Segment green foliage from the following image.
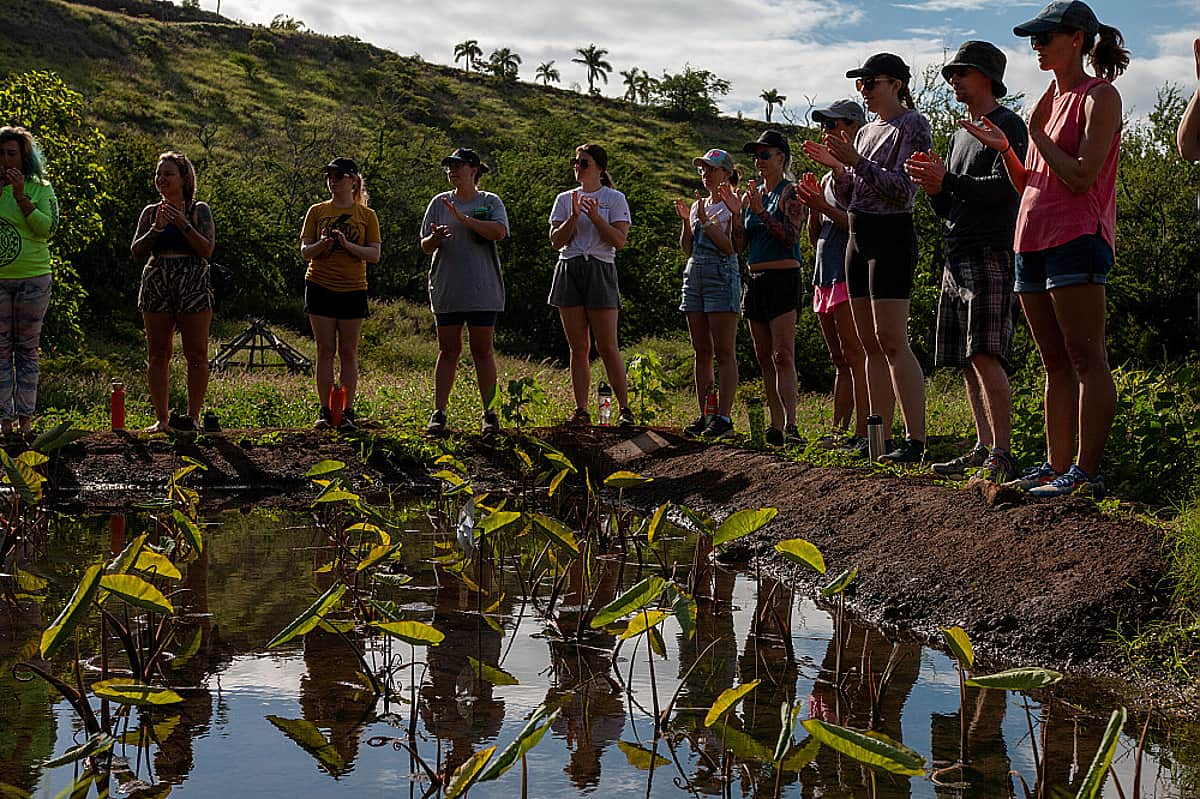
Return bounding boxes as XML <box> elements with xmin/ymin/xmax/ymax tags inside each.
<box><xmin>228</xmin><ymin>52</ymin><xmax>259</xmax><ymax>79</ymax></box>
<box><xmin>626</xmin><ymin>350</ymin><xmax>669</xmax><ymax>423</ymax></box>
<box><xmin>499</xmin><ymin>375</ymin><xmax>548</xmax><ymax>428</ymax></box>
<box><xmin>654</xmin><ymin>66</ymin><xmax>730</xmax><ymax>120</ymax></box>
<box><xmin>135</xmin><ymin>34</ymin><xmax>168</xmax><ymax>63</ymax></box>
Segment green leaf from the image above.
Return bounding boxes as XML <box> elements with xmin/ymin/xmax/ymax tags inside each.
<box><xmin>720</xmin><ymin>727</ymin><xmax>774</xmax><ymax>763</ymax></box>
<box><xmin>705</xmin><ymin>680</ymin><xmax>761</xmax><ymax>727</ymax></box>
<box><xmin>774</xmin><ymin>538</ymin><xmax>826</xmax><ymax>573</ymax></box>
<box><xmin>346</xmin><ymin>522</ymin><xmax>390</xmax><ymax>545</ymax></box>
<box><xmin>821</xmin><ymin>567</ymin><xmax>858</xmax><ymax>597</ymax></box>
<box><xmin>41</xmin><ymin>564</ymin><xmax>103</xmax><ymax>658</ymax></box>
<box><xmin>265</xmin><ymin>583</ymin><xmax>347</xmax><ymax>649</ymax></box>
<box><xmin>172</xmin><ymin>509</ymin><xmax>204</xmax><ymax>554</ymax></box>
<box><xmin>619</xmin><ymin>609</ymin><xmax>669</xmax><ymax>640</ymax></box>
<box><xmin>779</xmin><ymin>735</ymin><xmax>820</xmax><ymax>772</ymax></box>
<box><xmin>40</xmin><ymin>732</ymin><xmax>115</xmax><ymax>768</ymax></box>
<box><xmin>107</xmin><ymin>533</ymin><xmax>148</xmax><ymax>575</ymax></box>
<box><xmin>713</xmin><ymin>508</ymin><xmax>778</xmax><ymax>547</ymax></box>
<box><xmin>14</xmin><ymin>569</ymin><xmax>48</xmax><ymax>593</ymax></box>
<box><xmin>590</xmin><ymin>576</ymin><xmax>666</xmax><ymax>628</ymax></box>
<box><xmin>356</xmin><ymin>543</ymin><xmax>401</xmax><ymax>572</ymax></box>
<box><xmin>478</xmin><ymin>510</ymin><xmax>522</xmax><ymax>537</ymax></box>
<box><xmin>646</xmin><ymin>502</ymin><xmax>670</xmax><ymax>544</ymax></box>
<box><xmin>941</xmin><ymin>626</ymin><xmax>974</xmax><ymax>670</ymax></box>
<box><xmin>371</xmin><ymin>620</ymin><xmax>445</xmax><ymax>646</ymax></box>
<box><xmin>133</xmin><ymin>549</ymin><xmax>182</xmax><ymax>581</ymax></box>
<box><xmin>479</xmin><ymin>706</ymin><xmax>559</xmax><ymax>782</ymax></box>
<box><xmin>801</xmin><ymin>719</ymin><xmax>926</xmax><ymax>776</ymax></box>
<box><xmin>603</xmin><ymin>470</ymin><xmax>653</xmax><ymax>489</ymax></box>
<box><xmin>305</xmin><ymin>459</ymin><xmax>346</xmax><ymax>477</ymax></box>
<box><xmin>31</xmin><ymin>422</ymin><xmax>89</xmax><ymax>453</ymax></box>
<box><xmin>313</xmin><ymin>487</ymin><xmax>361</xmax><ymax>504</ymax></box>
<box><xmin>443</xmin><ymin>745</ymin><xmax>496</xmax><ymax>799</ymax></box>
<box><xmin>618</xmin><ymin>740</ymin><xmax>669</xmax><ymax>770</ymax></box>
<box><xmin>0</xmin><ymin>449</ymin><xmax>38</xmax><ymax>503</ymax></box>
<box><xmin>100</xmin><ymin>575</ymin><xmax>175</xmax><ymax>614</ymax></box>
<box><xmin>677</xmin><ymin>504</ymin><xmax>714</xmax><ymax>535</ymax></box>
<box><xmin>467</xmin><ymin>657</ymin><xmax>519</xmax><ymax>686</ymax></box>
<box><xmin>529</xmin><ymin>512</ymin><xmax>579</xmax><ymax>554</ymax></box>
<box><xmin>548</xmin><ymin>467</ymin><xmax>570</xmax><ymax>497</ymax></box>
<box><xmin>966</xmin><ymin>667</ymin><xmax>1063</xmax><ymax>691</ymax></box>
<box><xmin>543</xmin><ymin>450</ymin><xmax>577</xmax><ymax>473</ymax></box>
<box><xmin>668</xmin><ymin>585</ymin><xmax>697</xmax><ymax>640</ymax></box>
<box><xmin>91</xmin><ymin>679</ymin><xmax>184</xmax><ymax>706</ymax></box>
<box><xmin>1074</xmin><ymin>708</ymin><xmax>1126</xmax><ymax>799</ymax></box>
<box><xmin>266</xmin><ymin>715</ymin><xmax>346</xmax><ymax>776</ymax></box>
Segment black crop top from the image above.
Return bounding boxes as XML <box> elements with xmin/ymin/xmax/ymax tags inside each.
<box><xmin>152</xmin><ymin>205</ymin><xmax>197</xmax><ymax>254</ymax></box>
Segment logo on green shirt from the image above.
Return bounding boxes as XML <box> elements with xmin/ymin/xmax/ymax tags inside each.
<box><xmin>0</xmin><ymin>218</ymin><xmax>21</xmax><ymax>268</ymax></box>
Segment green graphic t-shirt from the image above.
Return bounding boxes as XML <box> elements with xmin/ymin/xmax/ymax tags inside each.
<box><xmin>0</xmin><ymin>179</ymin><xmax>57</xmax><ymax>279</ymax></box>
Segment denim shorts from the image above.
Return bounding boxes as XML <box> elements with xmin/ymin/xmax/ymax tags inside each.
<box><xmin>547</xmin><ymin>256</ymin><xmax>620</xmax><ymax>309</ymax></box>
<box><xmin>680</xmin><ymin>252</ymin><xmax>741</xmax><ymax>313</ymax></box>
<box><xmin>1015</xmin><ymin>233</ymin><xmax>1113</xmax><ymax>293</ymax></box>
<box><xmin>434</xmin><ymin>310</ymin><xmax>498</xmax><ymax>327</ymax></box>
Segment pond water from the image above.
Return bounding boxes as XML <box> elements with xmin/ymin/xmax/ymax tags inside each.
<box><xmin>0</xmin><ymin>505</ymin><xmax>1194</xmax><ymax>798</ymax></box>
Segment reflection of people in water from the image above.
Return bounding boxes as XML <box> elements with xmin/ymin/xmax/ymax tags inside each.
<box><xmin>929</xmin><ymin>685</ymin><xmax>1011</xmax><ymax>797</ymax></box>
<box><xmin>421</xmin><ymin>561</ymin><xmax>505</xmax><ymax>776</ymax></box>
<box><xmin>1038</xmin><ymin>702</ymin><xmax>1107</xmax><ymax>796</ymax></box>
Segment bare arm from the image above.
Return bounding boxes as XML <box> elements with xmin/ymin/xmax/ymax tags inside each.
<box><xmin>130</xmin><ymin>204</ymin><xmax>159</xmax><ymax>260</ymax></box>
<box><xmin>1180</xmin><ymin>88</ymin><xmax>1200</xmax><ymax>160</ymax></box>
<box><xmin>300</xmin><ymin>233</ymin><xmax>334</xmax><ymax>261</ymax></box>
<box><xmin>593</xmin><ymin>218</ymin><xmax>629</xmax><ymax>250</ymax></box>
<box><xmin>186</xmin><ymin>202</ymin><xmax>216</xmax><ymax>259</ymax></box>
<box><xmin>1033</xmin><ymin>82</ymin><xmax>1121</xmax><ymax>194</ymax></box>
<box><xmin>549</xmin><ymin>216</ymin><xmax>578</xmax><ymax>250</ymax></box>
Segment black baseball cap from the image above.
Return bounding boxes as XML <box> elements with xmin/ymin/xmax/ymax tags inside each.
<box><xmin>942</xmin><ymin>40</ymin><xmax>1009</xmax><ymax>99</ymax></box>
<box><xmin>742</xmin><ymin>129</ymin><xmax>790</xmax><ymax>159</ymax></box>
<box><xmin>323</xmin><ymin>156</ymin><xmax>359</xmax><ymax>175</ymax></box>
<box><xmin>441</xmin><ymin>147</ymin><xmax>490</xmax><ymax>175</ymax></box>
<box><xmin>1013</xmin><ymin>1</ymin><xmax>1100</xmax><ymax>37</ymax></box>
<box><xmin>846</xmin><ymin>53</ymin><xmax>912</xmax><ymax>83</ymax></box>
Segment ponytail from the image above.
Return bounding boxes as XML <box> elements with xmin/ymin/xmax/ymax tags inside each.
<box><xmin>1084</xmin><ymin>24</ymin><xmax>1130</xmax><ymax>81</ymax></box>
<box><xmin>599</xmin><ymin>169</ymin><xmax>614</xmax><ymax>189</ymax></box>
<box><xmin>898</xmin><ymin>83</ymin><xmax>916</xmax><ymax>109</ymax></box>
<box><xmin>728</xmin><ymin>168</ymin><xmax>741</xmax><ymax>188</ymax></box>
<box><xmin>355</xmin><ymin>175</ymin><xmax>371</xmax><ymax>207</ymax></box>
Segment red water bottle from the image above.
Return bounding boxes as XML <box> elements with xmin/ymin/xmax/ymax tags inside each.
<box><xmin>328</xmin><ymin>384</ymin><xmax>346</xmax><ymax>427</ymax></box>
<box><xmin>703</xmin><ymin>384</ymin><xmax>718</xmax><ymax>418</ymax></box>
<box><xmin>110</xmin><ymin>380</ymin><xmax>125</xmax><ymax>431</ymax></box>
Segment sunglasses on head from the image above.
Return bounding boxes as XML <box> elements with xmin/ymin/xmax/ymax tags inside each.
<box><xmin>752</xmin><ymin>150</ymin><xmax>779</xmax><ymax>161</ymax></box>
<box><xmin>855</xmin><ymin>76</ymin><xmax>895</xmax><ymax>92</ymax></box>
<box><xmin>570</xmin><ymin>157</ymin><xmax>592</xmax><ymax>168</ymax></box>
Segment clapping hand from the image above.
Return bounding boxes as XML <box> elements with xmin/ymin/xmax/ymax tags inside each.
<box><xmin>904</xmin><ymin>150</ymin><xmax>946</xmax><ymax>194</ymax></box>
<box><xmin>801</xmin><ymin>139</ymin><xmax>841</xmax><ymax>170</ymax></box>
<box><xmin>823</xmin><ymin>129</ymin><xmax>860</xmax><ymax>167</ymax></box>
<box><xmin>745</xmin><ymin>180</ymin><xmax>764</xmax><ymax>214</ymax></box>
<box><xmin>715</xmin><ymin>181</ymin><xmax>742</xmax><ymax>213</ymax></box>
<box><xmin>795</xmin><ymin>171</ymin><xmax>824</xmax><ymax>209</ymax></box>
<box><xmin>570</xmin><ymin>190</ymin><xmax>583</xmax><ymax>218</ymax></box>
<box><xmin>2</xmin><ymin>167</ymin><xmax>23</xmax><ymax>196</ymax></box>
<box><xmin>154</xmin><ymin>201</ymin><xmax>183</xmax><ymax>231</ymax></box>
<box><xmin>694</xmin><ymin>191</ymin><xmax>709</xmax><ymax>225</ymax></box>
<box><xmin>957</xmin><ymin>116</ymin><xmax>1011</xmax><ymax>153</ymax></box>
<box><xmin>672</xmin><ymin>197</ymin><xmax>691</xmax><ymax>221</ymax></box>
<box><xmin>439</xmin><ymin>195</ymin><xmax>466</xmax><ymax>222</ymax></box>
<box><xmin>429</xmin><ymin>223</ymin><xmax>452</xmax><ymax>246</ymax></box>
<box><xmin>580</xmin><ymin>194</ymin><xmax>600</xmax><ymax>220</ymax></box>
<box><xmin>1028</xmin><ymin>82</ymin><xmax>1056</xmax><ymax>139</ymax></box>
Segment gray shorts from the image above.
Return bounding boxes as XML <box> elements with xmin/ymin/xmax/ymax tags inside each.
<box><xmin>547</xmin><ymin>256</ymin><xmax>621</xmax><ymax>309</ymax></box>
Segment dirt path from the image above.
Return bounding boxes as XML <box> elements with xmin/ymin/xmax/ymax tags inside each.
<box><xmin>31</xmin><ymin>426</ymin><xmax>1169</xmax><ymax>675</ymax></box>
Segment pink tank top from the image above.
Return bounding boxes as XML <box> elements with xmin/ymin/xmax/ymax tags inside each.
<box><xmin>1014</xmin><ymin>77</ymin><xmax>1119</xmax><ymax>254</ymax></box>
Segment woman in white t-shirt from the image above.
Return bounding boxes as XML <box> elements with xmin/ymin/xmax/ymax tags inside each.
<box><xmin>548</xmin><ymin>143</ymin><xmax>634</xmax><ymax>426</ymax></box>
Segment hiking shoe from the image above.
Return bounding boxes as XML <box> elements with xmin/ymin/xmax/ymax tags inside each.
<box><xmin>784</xmin><ymin>424</ymin><xmax>803</xmax><ymax>446</ymax></box>
<box><xmin>426</xmin><ymin>409</ymin><xmax>448</xmax><ymax>434</ymax></box>
<box><xmin>314</xmin><ymin>407</ymin><xmax>334</xmax><ymax>430</ymax></box>
<box><xmin>931</xmin><ymin>443</ymin><xmax>989</xmax><ymax>478</ymax></box>
<box><xmin>1028</xmin><ymin>465</ymin><xmax>1106</xmax><ymax>499</ymax></box>
<box><xmin>563</xmin><ymin>408</ymin><xmax>591</xmax><ymax>427</ymax></box>
<box><xmin>702</xmin><ymin>415</ymin><xmax>734</xmax><ymax>439</ymax></box>
<box><xmin>617</xmin><ymin>407</ymin><xmax>636</xmax><ymax>427</ymax></box>
<box><xmin>765</xmin><ymin>426</ymin><xmax>785</xmax><ymax>447</ymax></box>
<box><xmin>684</xmin><ymin>415</ymin><xmax>710</xmax><ymax>437</ymax></box>
<box><xmin>879</xmin><ymin>437</ymin><xmax>925</xmax><ymax>465</ymax></box>
<box><xmin>169</xmin><ymin>412</ymin><xmax>196</xmax><ymax>432</ymax></box>
<box><xmin>202</xmin><ymin>410</ymin><xmax>221</xmax><ymax>433</ymax></box>
<box><xmin>481</xmin><ymin>410</ymin><xmax>501</xmax><ymax>434</ymax></box>
<box><xmin>338</xmin><ymin>408</ymin><xmax>358</xmax><ymax>432</ymax></box>
<box><xmin>977</xmin><ymin>448</ymin><xmax>1017</xmax><ymax>483</ymax></box>
<box><xmin>1004</xmin><ymin>461</ymin><xmax>1060</xmax><ymax>491</ymax></box>
<box><xmin>838</xmin><ymin>436</ymin><xmax>869</xmax><ymax>457</ymax></box>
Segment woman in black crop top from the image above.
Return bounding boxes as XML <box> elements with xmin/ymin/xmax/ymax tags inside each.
<box><xmin>130</xmin><ymin>151</ymin><xmax>216</xmax><ymax>433</ymax></box>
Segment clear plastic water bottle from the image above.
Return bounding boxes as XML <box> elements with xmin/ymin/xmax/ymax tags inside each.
<box><xmin>597</xmin><ymin>383</ymin><xmax>613</xmax><ymax>426</ymax></box>
<box><xmin>747</xmin><ymin>397</ymin><xmax>765</xmax><ymax>445</ymax></box>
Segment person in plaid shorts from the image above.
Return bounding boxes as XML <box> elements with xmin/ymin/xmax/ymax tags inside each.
<box><xmin>906</xmin><ymin>41</ymin><xmax>1028</xmax><ymax>482</ymax></box>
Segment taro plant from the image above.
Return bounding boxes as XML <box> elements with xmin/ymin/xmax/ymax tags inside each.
<box><xmin>626</xmin><ymin>350</ymin><xmax>669</xmax><ymax>424</ymax></box>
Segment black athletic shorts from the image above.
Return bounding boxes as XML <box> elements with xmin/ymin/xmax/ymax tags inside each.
<box><xmin>742</xmin><ymin>268</ymin><xmax>801</xmax><ymax>322</ymax></box>
<box><xmin>305</xmin><ymin>280</ymin><xmax>369</xmax><ymax>319</ymax></box>
<box><xmin>846</xmin><ymin>211</ymin><xmax>918</xmax><ymax>300</ymax></box>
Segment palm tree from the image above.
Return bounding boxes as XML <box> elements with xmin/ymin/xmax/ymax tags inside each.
<box><xmin>453</xmin><ymin>39</ymin><xmax>482</xmax><ymax>73</ymax></box>
<box><xmin>635</xmin><ymin>70</ymin><xmax>659</xmax><ymax>105</ymax></box>
<box><xmin>489</xmin><ymin>48</ymin><xmax>522</xmax><ymax>82</ymax></box>
<box><xmin>536</xmin><ymin>60</ymin><xmax>560</xmax><ymax>86</ymax></box>
<box><xmin>620</xmin><ymin>68</ymin><xmax>641</xmax><ymax>102</ymax></box>
<box><xmin>761</xmin><ymin>88</ymin><xmax>786</xmax><ymax>123</ymax></box>
<box><xmin>572</xmin><ymin>44</ymin><xmax>612</xmax><ymax>95</ymax></box>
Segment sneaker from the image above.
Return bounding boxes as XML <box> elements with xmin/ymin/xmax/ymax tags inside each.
<box><xmin>617</xmin><ymin>407</ymin><xmax>636</xmax><ymax>427</ymax></box>
<box><xmin>169</xmin><ymin>412</ymin><xmax>196</xmax><ymax>432</ymax></box>
<box><xmin>977</xmin><ymin>448</ymin><xmax>1017</xmax><ymax>483</ymax></box>
<box><xmin>314</xmin><ymin>407</ymin><xmax>334</xmax><ymax>430</ymax></box>
<box><xmin>701</xmin><ymin>415</ymin><xmax>734</xmax><ymax>439</ymax></box>
<box><xmin>931</xmin><ymin>443</ymin><xmax>989</xmax><ymax>478</ymax></box>
<box><xmin>481</xmin><ymin>410</ymin><xmax>500</xmax><ymax>434</ymax></box>
<box><xmin>338</xmin><ymin>408</ymin><xmax>358</xmax><ymax>432</ymax></box>
<box><xmin>765</xmin><ymin>426</ymin><xmax>785</xmax><ymax>447</ymax></box>
<box><xmin>563</xmin><ymin>408</ymin><xmax>591</xmax><ymax>427</ymax></box>
<box><xmin>838</xmin><ymin>436</ymin><xmax>869</xmax><ymax>457</ymax></box>
<box><xmin>1004</xmin><ymin>461</ymin><xmax>1060</xmax><ymax>491</ymax></box>
<box><xmin>202</xmin><ymin>410</ymin><xmax>221</xmax><ymax>433</ymax></box>
<box><xmin>784</xmin><ymin>424</ymin><xmax>804</xmax><ymax>446</ymax></box>
<box><xmin>1028</xmin><ymin>464</ymin><xmax>1106</xmax><ymax>499</ymax></box>
<box><xmin>426</xmin><ymin>409</ymin><xmax>447</xmax><ymax>434</ymax></box>
<box><xmin>684</xmin><ymin>415</ymin><xmax>710</xmax><ymax>437</ymax></box>
<box><xmin>879</xmin><ymin>437</ymin><xmax>925</xmax><ymax>465</ymax></box>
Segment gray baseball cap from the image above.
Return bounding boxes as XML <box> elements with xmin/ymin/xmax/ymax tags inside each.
<box><xmin>812</xmin><ymin>99</ymin><xmax>867</xmax><ymax>126</ymax></box>
<box><xmin>692</xmin><ymin>148</ymin><xmax>737</xmax><ymax>173</ymax></box>
<box><xmin>1013</xmin><ymin>1</ymin><xmax>1100</xmax><ymax>37</ymax></box>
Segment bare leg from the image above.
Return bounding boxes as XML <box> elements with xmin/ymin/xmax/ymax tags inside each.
<box><xmin>1049</xmin><ymin>284</ymin><xmax>1114</xmax><ymax>475</ymax></box>
<box><xmin>768</xmin><ymin>310</ymin><xmax>798</xmax><ymax>428</ymax></box>
<box><xmin>176</xmin><ymin>310</ymin><xmax>212</xmax><ymax>423</ymax></box>
<box><xmin>335</xmin><ymin>318</ymin><xmax>363</xmax><ymax>407</ymax></box>
<box><xmin>309</xmin><ymin>314</ymin><xmax>338</xmax><ymax>411</ymax></box>
<box><xmin>143</xmin><ymin>311</ymin><xmax>176</xmax><ymax>428</ymax></box>
<box><xmin>557</xmin><ymin>306</ymin><xmax>593</xmax><ymax>411</ymax></box>
<box><xmin>586</xmin><ymin>307</ymin><xmax>629</xmax><ymax>409</ymax></box>
<box><xmin>970</xmin><ymin>353</ymin><xmax>1011</xmax><ymax>451</ymax></box>
<box><xmin>818</xmin><ymin>310</ymin><xmax>852</xmax><ymax>431</ymax></box>
<box><xmin>749</xmin><ymin>318</ymin><xmax>782</xmax><ymax>430</ymax></box>
<box><xmin>708</xmin><ymin>312</ymin><xmax>740</xmax><ymax>418</ymax></box>
<box><xmin>466</xmin><ymin>324</ymin><xmax>498</xmax><ymax>410</ymax></box>
<box><xmin>433</xmin><ymin>324</ymin><xmax>464</xmax><ymax>411</ymax></box>
<box><xmin>962</xmin><ymin>367</ymin><xmax>992</xmax><ymax>449</ymax></box>
<box><xmin>871</xmin><ymin>299</ymin><xmax>925</xmax><ymax>440</ymax></box>
<box><xmin>849</xmin><ymin>297</ymin><xmax>894</xmax><ymax>433</ymax></box>
<box><xmin>1019</xmin><ymin>293</ymin><xmax>1076</xmax><ymax>472</ymax></box>
<box><xmin>833</xmin><ymin>302</ymin><xmax>868</xmax><ymax>437</ymax></box>
<box><xmin>686</xmin><ymin>311</ymin><xmax>714</xmax><ymax>415</ymax></box>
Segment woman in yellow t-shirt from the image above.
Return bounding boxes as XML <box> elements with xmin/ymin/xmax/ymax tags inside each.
<box><xmin>299</xmin><ymin>157</ymin><xmax>381</xmax><ymax>430</ymax></box>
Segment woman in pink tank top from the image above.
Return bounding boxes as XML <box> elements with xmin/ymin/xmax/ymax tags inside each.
<box><xmin>960</xmin><ymin>1</ymin><xmax>1128</xmax><ymax>499</ymax></box>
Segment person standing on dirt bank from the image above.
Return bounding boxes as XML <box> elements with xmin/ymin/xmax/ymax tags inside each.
<box><xmin>131</xmin><ymin>151</ymin><xmax>215</xmax><ymax>434</ymax></box>
<box><xmin>1178</xmin><ymin>38</ymin><xmax>1200</xmax><ymax>163</ymax></box>
<box><xmin>0</xmin><ymin>127</ymin><xmax>56</xmax><ymax>438</ymax></box>
<box><xmin>906</xmin><ymin>41</ymin><xmax>1028</xmax><ymax>484</ymax></box>
<box><xmin>674</xmin><ymin>148</ymin><xmax>743</xmax><ymax>440</ymax></box>
<box><xmin>803</xmin><ymin>54</ymin><xmax>933</xmax><ymax>464</ymax></box>
<box><xmin>548</xmin><ymin>143</ymin><xmax>635</xmax><ymax>427</ymax></box>
<box><xmin>959</xmin><ymin>0</ymin><xmax>1127</xmax><ymax>499</ymax></box>
<box><xmin>420</xmin><ymin>148</ymin><xmax>509</xmax><ymax>436</ymax></box>
<box><xmin>300</xmin><ymin>157</ymin><xmax>381</xmax><ymax>432</ymax></box>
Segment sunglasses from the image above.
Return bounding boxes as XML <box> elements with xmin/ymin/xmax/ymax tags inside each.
<box><xmin>944</xmin><ymin>66</ymin><xmax>973</xmax><ymax>79</ymax></box>
<box><xmin>1030</xmin><ymin>30</ymin><xmax>1069</xmax><ymax>47</ymax></box>
<box><xmin>327</xmin><ymin>171</ymin><xmax>352</xmax><ymax>181</ymax></box>
<box><xmin>855</xmin><ymin>76</ymin><xmax>894</xmax><ymax>92</ymax></box>
<box><xmin>820</xmin><ymin>119</ymin><xmax>841</xmax><ymax>131</ymax></box>
<box><xmin>752</xmin><ymin>150</ymin><xmax>779</xmax><ymax>161</ymax></box>
<box><xmin>570</xmin><ymin>157</ymin><xmax>593</xmax><ymax>168</ymax></box>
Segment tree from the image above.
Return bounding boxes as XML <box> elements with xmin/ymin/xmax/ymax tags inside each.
<box><xmin>635</xmin><ymin>70</ymin><xmax>659</xmax><ymax>105</ymax></box>
<box><xmin>269</xmin><ymin>14</ymin><xmax>305</xmax><ymax>31</ymax></box>
<box><xmin>572</xmin><ymin>44</ymin><xmax>612</xmax><ymax>95</ymax></box>
<box><xmin>620</xmin><ymin>68</ymin><xmax>640</xmax><ymax>102</ymax></box>
<box><xmin>488</xmin><ymin>48</ymin><xmax>522</xmax><ymax>83</ymax></box>
<box><xmin>654</xmin><ymin>66</ymin><xmax>731</xmax><ymax>120</ymax></box>
<box><xmin>453</xmin><ymin>39</ymin><xmax>482</xmax><ymax>73</ymax></box>
<box><xmin>535</xmin><ymin>61</ymin><xmax>560</xmax><ymax>86</ymax></box>
<box><xmin>761</xmin><ymin>88</ymin><xmax>786</xmax><ymax>123</ymax></box>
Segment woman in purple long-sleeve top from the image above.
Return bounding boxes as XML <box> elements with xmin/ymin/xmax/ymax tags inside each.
<box><xmin>804</xmin><ymin>53</ymin><xmax>932</xmax><ymax>464</ymax></box>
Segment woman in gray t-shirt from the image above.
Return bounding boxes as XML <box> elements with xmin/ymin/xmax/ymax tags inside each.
<box><xmin>419</xmin><ymin>147</ymin><xmax>509</xmax><ymax>435</ymax></box>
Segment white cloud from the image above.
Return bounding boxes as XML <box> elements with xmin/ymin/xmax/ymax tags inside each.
<box><xmin>892</xmin><ymin>0</ymin><xmax>990</xmax><ymax>11</ymax></box>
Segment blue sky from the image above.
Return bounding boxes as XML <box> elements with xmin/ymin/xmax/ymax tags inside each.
<box><xmin>217</xmin><ymin>0</ymin><xmax>1200</xmax><ymax>122</ymax></box>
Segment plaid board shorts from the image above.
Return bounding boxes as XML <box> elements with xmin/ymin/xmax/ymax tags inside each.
<box><xmin>934</xmin><ymin>246</ymin><xmax>1015</xmax><ymax>368</ymax></box>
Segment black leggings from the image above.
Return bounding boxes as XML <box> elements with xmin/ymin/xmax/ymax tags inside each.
<box><xmin>846</xmin><ymin>211</ymin><xmax>917</xmax><ymax>300</ymax></box>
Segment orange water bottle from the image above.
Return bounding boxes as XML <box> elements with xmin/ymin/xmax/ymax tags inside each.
<box><xmin>110</xmin><ymin>380</ymin><xmax>125</xmax><ymax>431</ymax></box>
<box><xmin>328</xmin><ymin>384</ymin><xmax>346</xmax><ymax>427</ymax></box>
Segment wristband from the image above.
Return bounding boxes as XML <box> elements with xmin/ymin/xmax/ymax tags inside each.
<box><xmin>184</xmin><ymin>223</ymin><xmax>194</xmax><ymax>232</ymax></box>
<box><xmin>1001</xmin><ymin>145</ymin><xmax>1012</xmax><ymax>155</ymax></box>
